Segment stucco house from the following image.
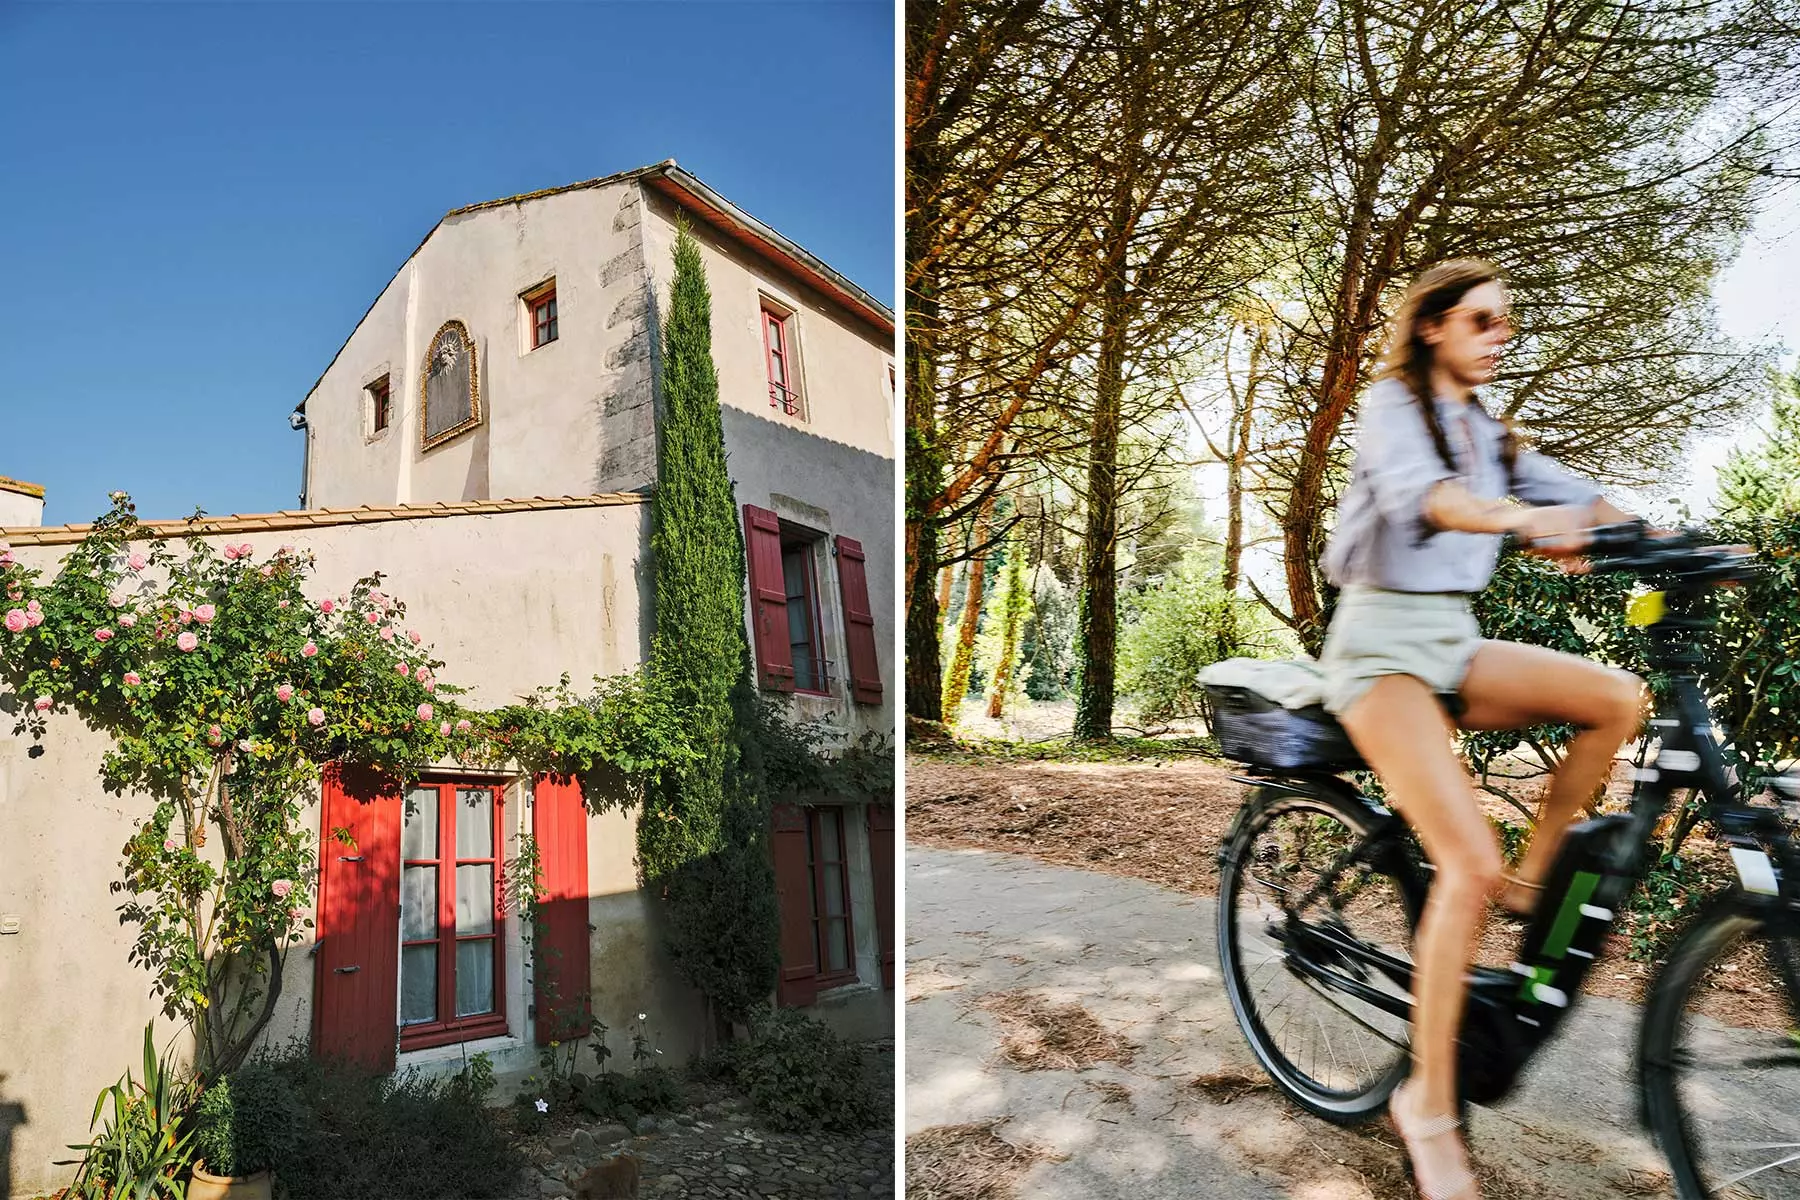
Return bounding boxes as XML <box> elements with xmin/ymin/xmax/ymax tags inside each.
<box><xmin>0</xmin><ymin>161</ymin><xmax>895</xmax><ymax>1199</ymax></box>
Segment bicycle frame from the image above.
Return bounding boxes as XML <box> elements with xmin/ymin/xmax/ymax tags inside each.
<box><xmin>1243</xmin><ymin>576</ymin><xmax>1800</xmax><ymax>1105</ymax></box>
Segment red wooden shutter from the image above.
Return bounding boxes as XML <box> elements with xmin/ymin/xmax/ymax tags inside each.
<box><xmin>745</xmin><ymin>504</ymin><xmax>795</xmax><ymax>691</ymax></box>
<box><xmin>867</xmin><ymin>804</ymin><xmax>895</xmax><ymax>990</ymax></box>
<box><xmin>835</xmin><ymin>536</ymin><xmax>883</xmax><ymax>705</ymax></box>
<box><xmin>314</xmin><ymin>765</ymin><xmax>402</xmax><ymax>1072</ymax></box>
<box><xmin>532</xmin><ymin>774</ymin><xmax>591</xmax><ymax>1045</ymax></box>
<box><xmin>772</xmin><ymin>803</ymin><xmax>818</xmax><ymax>1007</ymax></box>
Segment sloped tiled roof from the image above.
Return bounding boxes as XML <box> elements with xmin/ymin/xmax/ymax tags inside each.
<box><xmin>0</xmin><ymin>493</ymin><xmax>649</xmax><ymax>547</ymax></box>
<box><xmin>0</xmin><ymin>475</ymin><xmax>45</xmax><ymax>499</ymax></box>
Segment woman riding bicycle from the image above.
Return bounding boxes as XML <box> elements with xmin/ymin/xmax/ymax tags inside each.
<box><xmin>1318</xmin><ymin>258</ymin><xmax>1648</xmax><ymax>1199</ymax></box>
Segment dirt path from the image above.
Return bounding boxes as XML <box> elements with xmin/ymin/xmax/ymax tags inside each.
<box><xmin>907</xmin><ymin>750</ymin><xmax>1781</xmax><ymax>1022</ymax></box>
<box><xmin>905</xmin><ymin>845</ymin><xmax>1700</xmax><ymax>1200</ymax></box>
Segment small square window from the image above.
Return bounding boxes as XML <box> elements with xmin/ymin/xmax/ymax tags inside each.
<box><xmin>524</xmin><ymin>281</ymin><xmax>558</xmax><ymax>350</ymax></box>
<box><xmin>367</xmin><ymin>376</ymin><xmax>391</xmax><ymax>434</ymax></box>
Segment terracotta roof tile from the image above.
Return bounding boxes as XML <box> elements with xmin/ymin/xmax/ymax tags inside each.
<box><xmin>0</xmin><ymin>493</ymin><xmax>650</xmax><ymax>546</ymax></box>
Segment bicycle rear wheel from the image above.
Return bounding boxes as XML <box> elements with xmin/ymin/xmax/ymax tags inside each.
<box><xmin>1640</xmin><ymin>896</ymin><xmax>1800</xmax><ymax>1199</ymax></box>
<box><xmin>1217</xmin><ymin>781</ymin><xmax>1426</xmax><ymax>1123</ymax></box>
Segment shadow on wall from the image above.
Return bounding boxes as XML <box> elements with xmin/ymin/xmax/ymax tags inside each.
<box><xmin>0</xmin><ymin>1071</ymin><xmax>24</xmax><ymax>1200</ymax></box>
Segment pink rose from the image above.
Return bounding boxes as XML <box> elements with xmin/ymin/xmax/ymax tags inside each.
<box><xmin>319</xmin><ymin>598</ymin><xmax>335</xmax><ymax>614</ymax></box>
<box><xmin>109</xmin><ymin>588</ymin><xmax>129</xmax><ymax>607</ymax></box>
<box><xmin>222</xmin><ymin>544</ymin><xmax>239</xmax><ymax>561</ymax></box>
<box><xmin>439</xmin><ymin>721</ymin><xmax>452</xmax><ymax>735</ymax></box>
<box><xmin>279</xmin><ymin>544</ymin><xmax>295</xmax><ymax>556</ymax></box>
<box><xmin>94</xmin><ymin>628</ymin><xmax>113</xmax><ymax>642</ymax></box>
<box><xmin>365</xmin><ymin>612</ymin><xmax>380</xmax><ymax>625</ymax></box>
<box><xmin>24</xmin><ymin>609</ymin><xmax>42</xmax><ymax>628</ymax></box>
<box><xmin>277</xmin><ymin>599</ymin><xmax>289</xmax><ymax>608</ymax></box>
<box><xmin>408</xmin><ymin>630</ymin><xmax>422</xmax><ymax>645</ymax></box>
<box><xmin>178</xmin><ymin>610</ymin><xmax>192</xmax><ymax>625</ymax></box>
<box><xmin>307</xmin><ymin>707</ymin><xmax>325</xmax><ymax>726</ymax></box>
<box><xmin>237</xmin><ymin>543</ymin><xmax>253</xmax><ymax>558</ymax></box>
<box><xmin>301</xmin><ymin>641</ymin><xmax>318</xmax><ymax>658</ymax></box>
<box><xmin>456</xmin><ymin>719</ymin><xmax>472</xmax><ymax>732</ymax></box>
<box><xmin>422</xmin><ymin>680</ymin><xmax>436</xmax><ymax>694</ymax></box>
<box><xmin>118</xmin><ymin>613</ymin><xmax>137</xmax><ymax>628</ymax></box>
<box><xmin>25</xmin><ymin>599</ymin><xmax>39</xmax><ymax>613</ymax></box>
<box><xmin>127</xmin><ymin>553</ymin><xmax>147</xmax><ymax>572</ymax></box>
<box><xmin>260</xmin><ymin>565</ymin><xmax>274</xmax><ymax>578</ymax></box>
<box><xmin>163</xmin><ymin>838</ymin><xmax>177</xmax><ymax>852</ymax></box>
<box><xmin>379</xmin><ymin>627</ymin><xmax>394</xmax><ymax>642</ymax></box>
<box><xmin>416</xmin><ymin>703</ymin><xmax>433</xmax><ymax>721</ymax></box>
<box><xmin>0</xmin><ymin>552</ymin><xmax>13</xmax><ymax>568</ymax></box>
<box><xmin>123</xmin><ymin>672</ymin><xmax>141</xmax><ymax>686</ymax></box>
<box><xmin>276</xmin><ymin>684</ymin><xmax>294</xmax><ymax>702</ymax></box>
<box><xmin>207</xmin><ymin>725</ymin><xmax>223</xmax><ymax>745</ymax></box>
<box><xmin>33</xmin><ymin>696</ymin><xmax>51</xmax><ymax>712</ymax></box>
<box><xmin>177</xmin><ymin>631</ymin><xmax>199</xmax><ymax>652</ymax></box>
<box><xmin>395</xmin><ymin>661</ymin><xmax>410</xmax><ymax>676</ymax></box>
<box><xmin>272</xmin><ymin>879</ymin><xmax>293</xmax><ymax>899</ymax></box>
<box><xmin>193</xmin><ymin>604</ymin><xmax>216</xmax><ymax>623</ymax></box>
<box><xmin>4</xmin><ymin>609</ymin><xmax>24</xmax><ymax>633</ymax></box>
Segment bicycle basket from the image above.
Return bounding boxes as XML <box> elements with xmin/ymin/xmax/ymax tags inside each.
<box><xmin>1206</xmin><ymin>684</ymin><xmax>1363</xmax><ymax>770</ymax></box>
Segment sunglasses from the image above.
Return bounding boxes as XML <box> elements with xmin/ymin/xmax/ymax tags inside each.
<box><xmin>1447</xmin><ymin>305</ymin><xmax>1514</xmax><ymax>335</ymax></box>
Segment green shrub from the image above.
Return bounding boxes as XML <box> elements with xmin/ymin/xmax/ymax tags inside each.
<box><xmin>258</xmin><ymin>1047</ymin><xmax>525</xmax><ymax>1200</ymax></box>
<box><xmin>1119</xmin><ymin>549</ymin><xmax>1290</xmax><ymax>722</ymax></box>
<box><xmin>60</xmin><ymin>1023</ymin><xmax>194</xmax><ymax>1200</ymax></box>
<box><xmin>729</xmin><ymin>1007</ymin><xmax>882</xmax><ymax>1133</ymax></box>
<box><xmin>192</xmin><ymin>1065</ymin><xmax>302</xmax><ymax>1177</ymax></box>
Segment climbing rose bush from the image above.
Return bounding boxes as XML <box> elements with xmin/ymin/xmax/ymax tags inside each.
<box><xmin>0</xmin><ymin>495</ymin><xmax>694</xmax><ymax>1078</ymax></box>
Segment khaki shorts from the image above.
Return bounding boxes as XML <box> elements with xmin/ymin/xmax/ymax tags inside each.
<box><xmin>1319</xmin><ymin>586</ymin><xmax>1483</xmax><ymax>717</ymax></box>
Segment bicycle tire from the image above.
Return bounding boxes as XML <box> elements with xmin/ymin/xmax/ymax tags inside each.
<box><xmin>1218</xmin><ymin>779</ymin><xmax>1428</xmax><ymax>1123</ymax></box>
<box><xmin>1640</xmin><ymin>895</ymin><xmax>1800</xmax><ymax>1199</ymax></box>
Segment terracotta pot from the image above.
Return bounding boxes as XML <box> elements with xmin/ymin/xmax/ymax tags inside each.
<box><xmin>187</xmin><ymin>1162</ymin><xmax>273</xmax><ymax>1200</ymax></box>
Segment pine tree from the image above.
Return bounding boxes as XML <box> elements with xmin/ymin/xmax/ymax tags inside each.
<box><xmin>1718</xmin><ymin>371</ymin><xmax>1800</xmax><ymax>521</ymax></box>
<box><xmin>645</xmin><ymin>224</ymin><xmax>778</xmax><ymax>1026</ymax></box>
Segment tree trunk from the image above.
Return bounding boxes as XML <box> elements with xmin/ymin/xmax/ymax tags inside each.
<box><xmin>1072</xmin><ymin>283</ymin><xmax>1129</xmax><ymax>740</ymax></box>
<box><xmin>985</xmin><ymin>541</ymin><xmax>1028</xmax><ymax>719</ymax></box>
<box><xmin>1223</xmin><ymin>326</ymin><xmax>1264</xmax><ymax>596</ymax></box>
<box><xmin>937</xmin><ymin>563</ymin><xmax>955</xmax><ymax>623</ymax></box>
<box><xmin>904</xmin><ymin>78</ymin><xmax>946</xmax><ymax>723</ymax></box>
<box><xmin>943</xmin><ymin>493</ymin><xmax>997</xmax><ymax>728</ymax></box>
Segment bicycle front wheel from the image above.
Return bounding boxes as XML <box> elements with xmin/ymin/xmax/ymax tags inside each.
<box><xmin>1217</xmin><ymin>781</ymin><xmax>1425</xmax><ymax>1123</ymax></box>
<box><xmin>1640</xmin><ymin>896</ymin><xmax>1800</xmax><ymax>1199</ymax></box>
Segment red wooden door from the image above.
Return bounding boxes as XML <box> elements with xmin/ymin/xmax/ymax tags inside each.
<box><xmin>532</xmin><ymin>774</ymin><xmax>592</xmax><ymax>1044</ymax></box>
<box><xmin>867</xmin><ymin>804</ymin><xmax>895</xmax><ymax>990</ymax></box>
<box><xmin>314</xmin><ymin>766</ymin><xmax>402</xmax><ymax>1071</ymax></box>
<box><xmin>772</xmin><ymin>803</ymin><xmax>818</xmax><ymax>1006</ymax></box>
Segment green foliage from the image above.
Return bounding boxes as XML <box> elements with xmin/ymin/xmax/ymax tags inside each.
<box><xmin>191</xmin><ymin>1064</ymin><xmax>301</xmax><ymax>1178</ymax></box>
<box><xmin>975</xmin><ymin>536</ymin><xmax>1033</xmax><ymax>713</ymax></box>
<box><xmin>60</xmin><ymin>1023</ymin><xmax>194</xmax><ymax>1200</ymax></box>
<box><xmin>449</xmin><ymin>1051</ymin><xmax>496</xmax><ymax>1108</ymax></box>
<box><xmin>1118</xmin><ymin>548</ymin><xmax>1291</xmax><ymax>723</ymax></box>
<box><xmin>258</xmin><ymin>1046</ymin><xmax>525</xmax><ymax>1200</ymax></box>
<box><xmin>1717</xmin><ymin>371</ymin><xmax>1800</xmax><ymax>521</ymax></box>
<box><xmin>514</xmin><ymin>1016</ymin><xmax>683</xmax><ymax>1133</ymax></box>
<box><xmin>1621</xmin><ymin>852</ymin><xmax>1737</xmax><ymax>962</ymax></box>
<box><xmin>1021</xmin><ymin>571</ymin><xmax>1076</xmax><ymax>700</ymax></box>
<box><xmin>710</xmin><ymin>1007</ymin><xmax>883</xmax><ymax>1134</ymax></box>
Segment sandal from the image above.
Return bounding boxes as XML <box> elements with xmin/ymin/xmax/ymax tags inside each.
<box><xmin>1498</xmin><ymin>873</ymin><xmax>1544</xmax><ymax>919</ymax></box>
<box><xmin>1390</xmin><ymin>1081</ymin><xmax>1478</xmax><ymax>1200</ymax></box>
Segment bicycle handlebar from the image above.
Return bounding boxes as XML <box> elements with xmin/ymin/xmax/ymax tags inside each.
<box><xmin>1576</xmin><ymin>520</ymin><xmax>1760</xmax><ymax>586</ymax></box>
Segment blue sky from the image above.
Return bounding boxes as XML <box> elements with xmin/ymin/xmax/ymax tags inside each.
<box><xmin>0</xmin><ymin>1</ymin><xmax>894</xmax><ymax>526</ymax></box>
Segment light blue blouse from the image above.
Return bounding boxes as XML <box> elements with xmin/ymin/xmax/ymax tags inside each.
<box><xmin>1320</xmin><ymin>376</ymin><xmax>1600</xmax><ymax>594</ymax></box>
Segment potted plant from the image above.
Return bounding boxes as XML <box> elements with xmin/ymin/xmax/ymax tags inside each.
<box><xmin>188</xmin><ymin>1065</ymin><xmax>300</xmax><ymax>1200</ymax></box>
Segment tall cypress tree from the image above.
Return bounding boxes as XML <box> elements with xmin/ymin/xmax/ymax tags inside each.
<box><xmin>645</xmin><ymin>224</ymin><xmax>778</xmax><ymax>1025</ymax></box>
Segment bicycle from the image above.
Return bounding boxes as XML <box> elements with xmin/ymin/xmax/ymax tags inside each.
<box><xmin>1212</xmin><ymin>522</ymin><xmax>1800</xmax><ymax>1199</ymax></box>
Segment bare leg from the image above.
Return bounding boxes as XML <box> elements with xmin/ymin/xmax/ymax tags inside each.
<box><xmin>1457</xmin><ymin>642</ymin><xmax>1646</xmax><ymax>912</ymax></box>
<box><xmin>1339</xmin><ymin>674</ymin><xmax>1503</xmax><ymax>1199</ymax></box>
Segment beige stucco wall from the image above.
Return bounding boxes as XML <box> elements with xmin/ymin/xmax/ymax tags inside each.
<box><xmin>0</xmin><ymin>500</ymin><xmax>715</xmax><ymax>1200</ymax></box>
<box><xmin>0</xmin><ymin>483</ymin><xmax>43</xmax><ymax>529</ymax></box>
<box><xmin>303</xmin><ymin>180</ymin><xmax>659</xmax><ymax>510</ymax></box>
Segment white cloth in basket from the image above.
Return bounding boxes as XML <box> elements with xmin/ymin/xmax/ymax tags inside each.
<box><xmin>1197</xmin><ymin>657</ymin><xmax>1328</xmax><ymax>710</ymax></box>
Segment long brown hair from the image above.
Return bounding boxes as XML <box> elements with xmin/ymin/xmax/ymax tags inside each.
<box><xmin>1376</xmin><ymin>258</ymin><xmax>1517</xmax><ymax>476</ymax></box>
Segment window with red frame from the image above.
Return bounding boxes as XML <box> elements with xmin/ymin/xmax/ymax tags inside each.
<box><xmin>808</xmin><ymin>806</ymin><xmax>855</xmax><ymax>983</ymax></box>
<box><xmin>399</xmin><ymin>782</ymin><xmax>507</xmax><ymax>1049</ymax></box>
<box><xmin>761</xmin><ymin>305</ymin><xmax>800</xmax><ymax>415</ymax></box>
<box><xmin>528</xmin><ymin>284</ymin><xmax>558</xmax><ymax>349</ymax></box>
<box><xmin>368</xmin><ymin>376</ymin><xmax>391</xmax><ymax>433</ymax></box>
<box><xmin>780</xmin><ymin>532</ymin><xmax>827</xmax><ymax>693</ymax></box>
